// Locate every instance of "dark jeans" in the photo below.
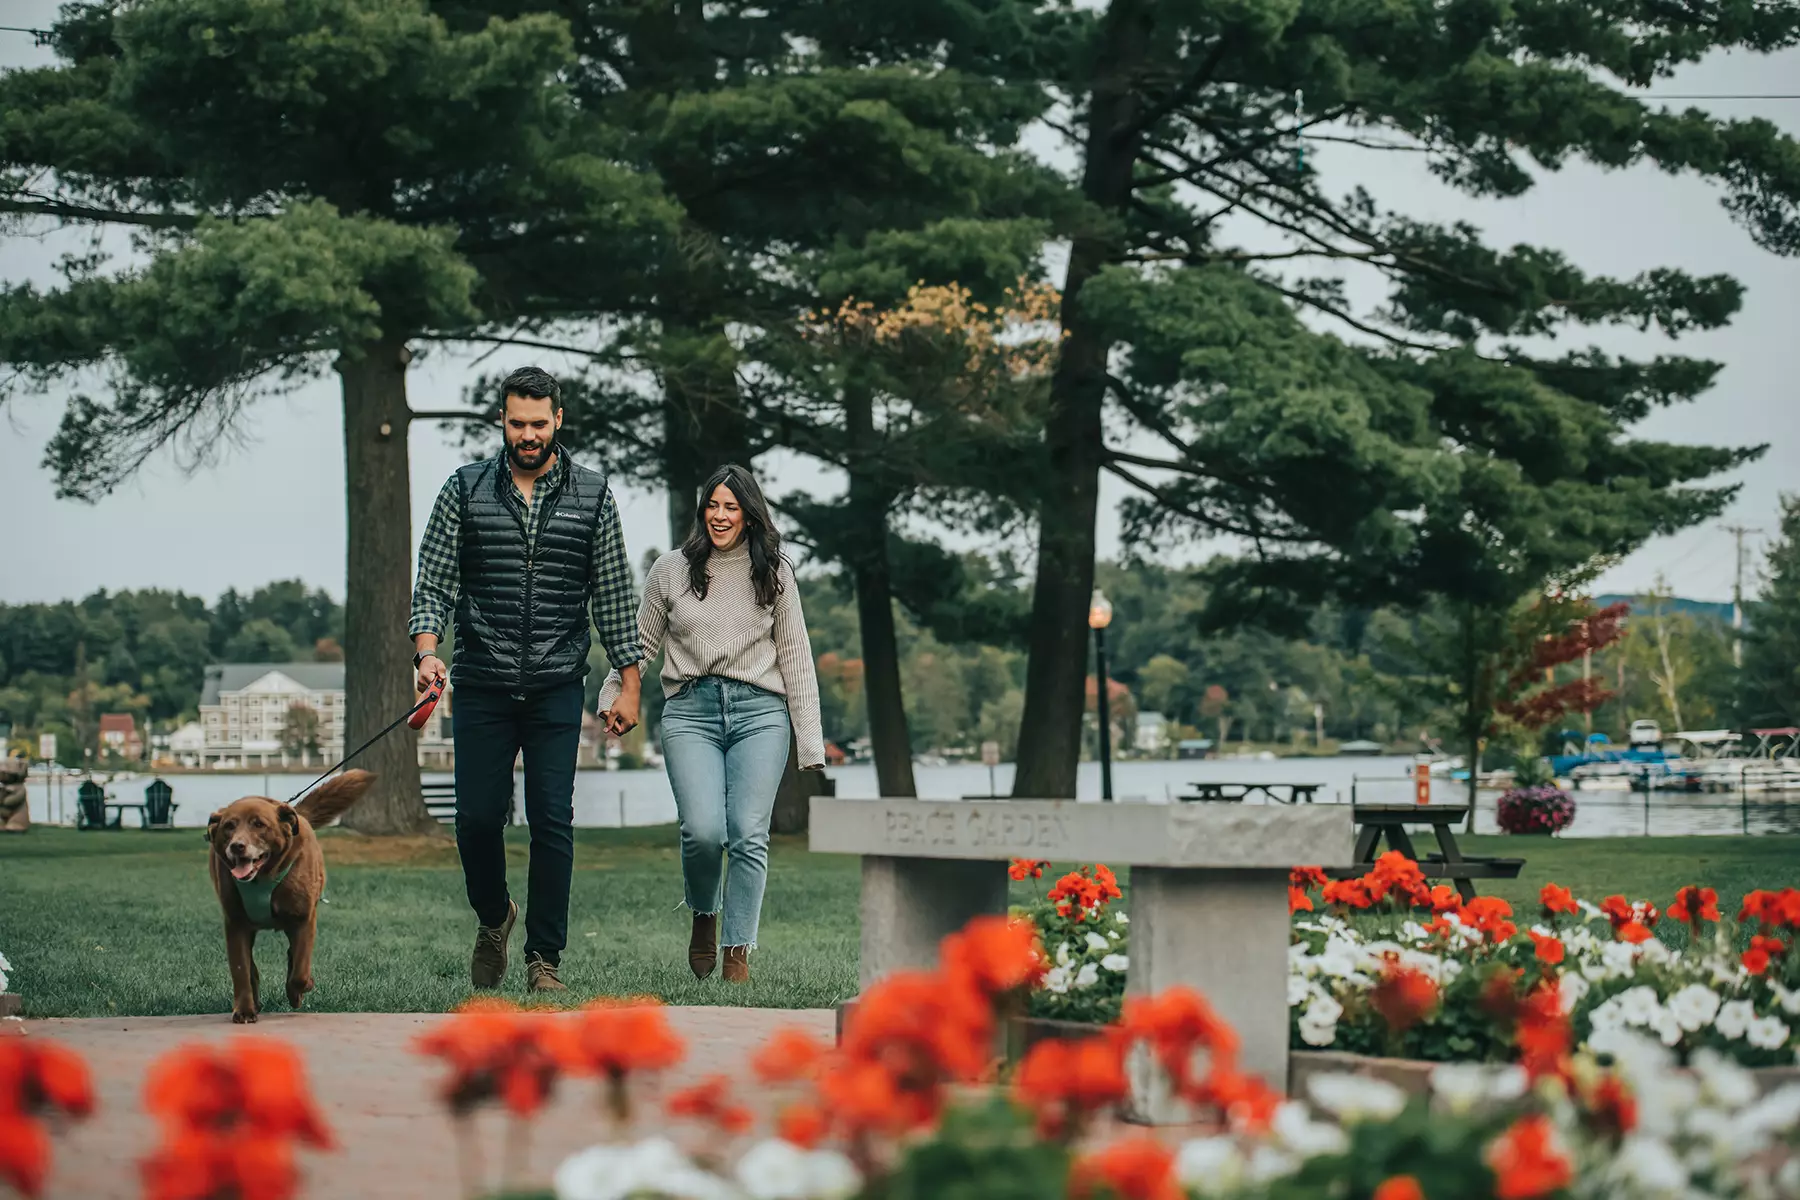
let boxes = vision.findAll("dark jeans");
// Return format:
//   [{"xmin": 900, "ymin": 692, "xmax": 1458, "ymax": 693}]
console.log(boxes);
[{"xmin": 452, "ymin": 680, "xmax": 582, "ymax": 965}]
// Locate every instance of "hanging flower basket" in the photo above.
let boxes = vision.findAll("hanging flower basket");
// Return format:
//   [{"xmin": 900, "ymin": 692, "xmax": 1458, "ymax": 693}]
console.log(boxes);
[{"xmin": 1495, "ymin": 784, "xmax": 1575, "ymax": 835}]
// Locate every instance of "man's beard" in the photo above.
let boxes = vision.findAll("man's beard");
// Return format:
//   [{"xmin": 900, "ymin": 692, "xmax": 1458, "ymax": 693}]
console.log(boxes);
[{"xmin": 507, "ymin": 438, "xmax": 553, "ymax": 471}]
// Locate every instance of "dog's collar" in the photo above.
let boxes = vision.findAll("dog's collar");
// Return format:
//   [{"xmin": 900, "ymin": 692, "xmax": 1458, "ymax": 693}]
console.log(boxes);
[{"xmin": 232, "ymin": 859, "xmax": 295, "ymax": 928}]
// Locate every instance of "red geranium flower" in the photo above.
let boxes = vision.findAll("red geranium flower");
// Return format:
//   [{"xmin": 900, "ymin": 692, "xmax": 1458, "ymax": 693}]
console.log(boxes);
[
  {"xmin": 1371, "ymin": 960, "xmax": 1440, "ymax": 1033},
  {"xmin": 1529, "ymin": 931, "xmax": 1565, "ymax": 966},
  {"xmin": 1487, "ymin": 1114, "xmax": 1572, "ymax": 1200},
  {"xmin": 1539, "ymin": 884, "xmax": 1578, "ymax": 917},
  {"xmin": 1743, "ymin": 934, "xmax": 1787, "ymax": 976},
  {"xmin": 1012, "ymin": 1034, "xmax": 1129, "ymax": 1139},
  {"xmin": 1070, "ymin": 1135, "xmax": 1182, "ymax": 1200},
  {"xmin": 1374, "ymin": 1178, "xmax": 1426, "ymax": 1200},
  {"xmin": 1668, "ymin": 886, "xmax": 1720, "ymax": 929},
  {"xmin": 665, "ymin": 1075, "xmax": 754, "ymax": 1134},
  {"xmin": 1009, "ymin": 858, "xmax": 1049, "ymax": 881},
  {"xmin": 0, "ymin": 1038, "xmax": 95, "ymax": 1198}
]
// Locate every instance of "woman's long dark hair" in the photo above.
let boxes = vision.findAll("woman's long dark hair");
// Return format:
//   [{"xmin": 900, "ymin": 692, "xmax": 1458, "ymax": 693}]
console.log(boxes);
[{"xmin": 681, "ymin": 464, "xmax": 787, "ymax": 607}]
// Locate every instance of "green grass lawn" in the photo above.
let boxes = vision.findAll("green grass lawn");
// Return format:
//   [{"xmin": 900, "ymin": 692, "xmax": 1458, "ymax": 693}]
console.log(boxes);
[{"xmin": 2, "ymin": 827, "xmax": 1796, "ymax": 1019}]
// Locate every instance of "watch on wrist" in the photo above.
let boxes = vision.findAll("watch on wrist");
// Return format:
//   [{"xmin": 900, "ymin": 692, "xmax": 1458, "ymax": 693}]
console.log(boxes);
[{"xmin": 413, "ymin": 650, "xmax": 433, "ymax": 668}]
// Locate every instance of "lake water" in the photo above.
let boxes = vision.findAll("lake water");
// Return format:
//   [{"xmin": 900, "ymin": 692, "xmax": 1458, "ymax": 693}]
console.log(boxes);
[{"xmin": 19, "ymin": 755, "xmax": 1800, "ymax": 838}]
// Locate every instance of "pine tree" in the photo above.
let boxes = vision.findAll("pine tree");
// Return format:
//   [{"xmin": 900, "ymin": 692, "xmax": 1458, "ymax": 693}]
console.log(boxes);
[
  {"xmin": 1002, "ymin": 0, "xmax": 1800, "ymax": 797},
  {"xmin": 0, "ymin": 0, "xmax": 678, "ymax": 831}
]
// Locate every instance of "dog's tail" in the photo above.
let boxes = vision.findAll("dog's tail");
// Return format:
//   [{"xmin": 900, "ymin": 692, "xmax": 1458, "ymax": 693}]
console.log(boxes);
[{"xmin": 295, "ymin": 769, "xmax": 376, "ymax": 828}]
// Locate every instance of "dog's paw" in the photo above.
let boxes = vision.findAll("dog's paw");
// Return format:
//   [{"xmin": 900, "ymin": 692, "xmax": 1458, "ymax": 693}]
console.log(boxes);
[
  {"xmin": 287, "ymin": 984, "xmax": 311, "ymax": 1010},
  {"xmin": 231, "ymin": 1009, "xmax": 259, "ymax": 1024}
]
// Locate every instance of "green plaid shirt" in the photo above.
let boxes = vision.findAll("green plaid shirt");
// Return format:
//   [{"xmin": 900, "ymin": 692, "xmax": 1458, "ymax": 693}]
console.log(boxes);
[{"xmin": 409, "ymin": 451, "xmax": 643, "ymax": 671}]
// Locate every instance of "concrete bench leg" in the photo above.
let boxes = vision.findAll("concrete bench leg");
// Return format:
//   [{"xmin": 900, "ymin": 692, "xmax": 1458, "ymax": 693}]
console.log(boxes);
[
  {"xmin": 859, "ymin": 856, "xmax": 1009, "ymax": 989},
  {"xmin": 1124, "ymin": 866, "xmax": 1290, "ymax": 1124}
]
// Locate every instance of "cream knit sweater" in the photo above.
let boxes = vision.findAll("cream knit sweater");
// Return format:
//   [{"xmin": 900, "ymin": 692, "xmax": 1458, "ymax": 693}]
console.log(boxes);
[{"xmin": 597, "ymin": 542, "xmax": 825, "ymax": 767}]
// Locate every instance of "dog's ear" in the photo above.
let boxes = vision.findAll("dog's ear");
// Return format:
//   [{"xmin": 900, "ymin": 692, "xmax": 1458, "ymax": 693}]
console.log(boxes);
[
  {"xmin": 205, "ymin": 810, "xmax": 222, "ymax": 845},
  {"xmin": 277, "ymin": 805, "xmax": 300, "ymax": 835}
]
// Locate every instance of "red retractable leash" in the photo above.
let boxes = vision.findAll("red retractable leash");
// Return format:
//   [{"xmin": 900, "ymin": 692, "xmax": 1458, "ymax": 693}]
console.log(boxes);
[{"xmin": 285, "ymin": 679, "xmax": 444, "ymax": 805}]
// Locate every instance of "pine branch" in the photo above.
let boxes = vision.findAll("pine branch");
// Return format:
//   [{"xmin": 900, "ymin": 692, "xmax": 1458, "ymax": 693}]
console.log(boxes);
[{"xmin": 0, "ymin": 196, "xmax": 199, "ymax": 230}]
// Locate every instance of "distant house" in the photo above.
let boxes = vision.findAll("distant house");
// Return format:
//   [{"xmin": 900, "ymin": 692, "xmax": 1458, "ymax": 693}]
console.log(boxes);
[
  {"xmin": 1135, "ymin": 712, "xmax": 1169, "ymax": 754},
  {"xmin": 165, "ymin": 721, "xmax": 206, "ymax": 768},
  {"xmin": 198, "ymin": 663, "xmax": 452, "ymax": 768},
  {"xmin": 98, "ymin": 713, "xmax": 143, "ymax": 760},
  {"xmin": 1176, "ymin": 738, "xmax": 1215, "ymax": 760}
]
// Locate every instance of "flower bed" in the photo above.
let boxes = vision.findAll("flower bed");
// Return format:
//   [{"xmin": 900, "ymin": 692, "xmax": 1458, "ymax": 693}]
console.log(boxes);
[
  {"xmin": 1011, "ymin": 856, "xmax": 1800, "ymax": 1077},
  {"xmin": 10, "ymin": 910, "xmax": 1800, "ymax": 1200},
  {"xmin": 1496, "ymin": 785, "xmax": 1576, "ymax": 835}
]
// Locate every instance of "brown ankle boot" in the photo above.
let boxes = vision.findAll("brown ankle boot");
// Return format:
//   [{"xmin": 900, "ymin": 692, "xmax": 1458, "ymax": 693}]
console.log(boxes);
[
  {"xmin": 688, "ymin": 913, "xmax": 719, "ymax": 979},
  {"xmin": 722, "ymin": 944, "xmax": 750, "ymax": 984}
]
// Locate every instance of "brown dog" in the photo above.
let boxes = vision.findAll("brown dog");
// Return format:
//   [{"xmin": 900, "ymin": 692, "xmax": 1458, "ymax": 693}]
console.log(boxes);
[{"xmin": 206, "ymin": 770, "xmax": 374, "ymax": 1023}]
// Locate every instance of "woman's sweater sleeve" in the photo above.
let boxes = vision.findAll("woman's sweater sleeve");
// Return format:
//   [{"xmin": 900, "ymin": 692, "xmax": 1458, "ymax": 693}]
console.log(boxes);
[
  {"xmin": 597, "ymin": 558, "xmax": 669, "ymax": 713},
  {"xmin": 773, "ymin": 562, "xmax": 826, "ymax": 767}
]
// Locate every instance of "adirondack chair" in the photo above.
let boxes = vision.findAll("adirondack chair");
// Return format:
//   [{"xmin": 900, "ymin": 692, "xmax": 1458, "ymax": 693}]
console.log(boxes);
[
  {"xmin": 76, "ymin": 780, "xmax": 121, "ymax": 830},
  {"xmin": 144, "ymin": 778, "xmax": 178, "ymax": 828}
]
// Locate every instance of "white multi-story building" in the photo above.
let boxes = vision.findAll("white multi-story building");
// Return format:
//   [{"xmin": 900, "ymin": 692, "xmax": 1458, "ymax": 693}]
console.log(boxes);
[{"xmin": 198, "ymin": 663, "xmax": 452, "ymax": 768}]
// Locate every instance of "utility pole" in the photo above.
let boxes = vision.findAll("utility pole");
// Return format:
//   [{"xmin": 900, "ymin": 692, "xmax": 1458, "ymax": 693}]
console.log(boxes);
[{"xmin": 1725, "ymin": 524, "xmax": 1759, "ymax": 668}]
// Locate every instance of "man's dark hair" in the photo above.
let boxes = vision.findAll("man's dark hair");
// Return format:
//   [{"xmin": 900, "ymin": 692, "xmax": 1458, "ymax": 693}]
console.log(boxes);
[{"xmin": 499, "ymin": 366, "xmax": 561, "ymax": 409}]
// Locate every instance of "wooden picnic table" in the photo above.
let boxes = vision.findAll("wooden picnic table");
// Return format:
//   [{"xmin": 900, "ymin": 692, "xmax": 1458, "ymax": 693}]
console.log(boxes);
[
  {"xmin": 1328, "ymin": 803, "xmax": 1524, "ymax": 902},
  {"xmin": 1179, "ymin": 782, "xmax": 1324, "ymax": 805}
]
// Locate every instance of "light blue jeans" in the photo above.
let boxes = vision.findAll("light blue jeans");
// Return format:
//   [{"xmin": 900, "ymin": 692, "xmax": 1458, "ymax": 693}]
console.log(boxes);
[{"xmin": 659, "ymin": 676, "xmax": 792, "ymax": 949}]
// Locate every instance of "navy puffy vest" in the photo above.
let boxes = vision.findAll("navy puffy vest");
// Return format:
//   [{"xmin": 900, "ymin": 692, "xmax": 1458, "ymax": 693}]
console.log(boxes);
[{"xmin": 451, "ymin": 449, "xmax": 606, "ymax": 692}]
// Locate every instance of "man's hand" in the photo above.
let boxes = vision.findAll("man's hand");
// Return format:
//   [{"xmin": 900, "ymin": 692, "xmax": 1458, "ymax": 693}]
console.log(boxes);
[
  {"xmin": 602, "ymin": 666, "xmax": 642, "ymax": 737},
  {"xmin": 416, "ymin": 656, "xmax": 447, "ymax": 693}
]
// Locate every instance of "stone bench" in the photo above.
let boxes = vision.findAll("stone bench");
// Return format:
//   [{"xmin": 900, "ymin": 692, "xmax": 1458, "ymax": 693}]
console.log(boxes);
[{"xmin": 809, "ymin": 797, "xmax": 1351, "ymax": 1122}]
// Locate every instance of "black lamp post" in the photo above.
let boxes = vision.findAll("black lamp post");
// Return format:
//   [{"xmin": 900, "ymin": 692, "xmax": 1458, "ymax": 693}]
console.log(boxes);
[{"xmin": 1090, "ymin": 588, "xmax": 1115, "ymax": 802}]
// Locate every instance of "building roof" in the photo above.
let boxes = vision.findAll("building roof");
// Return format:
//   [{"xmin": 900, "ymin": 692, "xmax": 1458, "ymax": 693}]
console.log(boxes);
[
  {"xmin": 98, "ymin": 713, "xmax": 137, "ymax": 735},
  {"xmin": 201, "ymin": 663, "xmax": 346, "ymax": 706}
]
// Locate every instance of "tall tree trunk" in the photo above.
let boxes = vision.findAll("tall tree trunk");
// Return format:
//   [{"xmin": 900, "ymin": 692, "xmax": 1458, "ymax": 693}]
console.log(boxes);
[
  {"xmin": 1012, "ymin": 0, "xmax": 1153, "ymax": 800},
  {"xmin": 337, "ymin": 340, "xmax": 436, "ymax": 835},
  {"xmin": 845, "ymin": 385, "xmax": 917, "ymax": 797}
]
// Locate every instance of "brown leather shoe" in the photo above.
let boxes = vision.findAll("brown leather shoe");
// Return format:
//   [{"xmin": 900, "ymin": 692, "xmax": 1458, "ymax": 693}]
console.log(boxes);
[
  {"xmin": 471, "ymin": 899, "xmax": 517, "ymax": 990},
  {"xmin": 722, "ymin": 944, "xmax": 750, "ymax": 984},
  {"xmin": 689, "ymin": 912, "xmax": 719, "ymax": 979},
  {"xmin": 526, "ymin": 954, "xmax": 567, "ymax": 994}
]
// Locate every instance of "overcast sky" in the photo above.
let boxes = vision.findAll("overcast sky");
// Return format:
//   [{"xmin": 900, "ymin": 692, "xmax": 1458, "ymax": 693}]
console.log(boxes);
[{"xmin": 2, "ymin": 4, "xmax": 1796, "ymax": 609}]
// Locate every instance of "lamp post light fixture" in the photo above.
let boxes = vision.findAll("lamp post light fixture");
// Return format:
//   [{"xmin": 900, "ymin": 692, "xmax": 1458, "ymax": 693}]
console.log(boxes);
[{"xmin": 1089, "ymin": 589, "xmax": 1115, "ymax": 802}]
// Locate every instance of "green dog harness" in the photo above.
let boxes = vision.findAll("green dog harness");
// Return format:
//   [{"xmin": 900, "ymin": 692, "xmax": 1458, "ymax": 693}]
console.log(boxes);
[{"xmin": 233, "ymin": 860, "xmax": 294, "ymax": 928}]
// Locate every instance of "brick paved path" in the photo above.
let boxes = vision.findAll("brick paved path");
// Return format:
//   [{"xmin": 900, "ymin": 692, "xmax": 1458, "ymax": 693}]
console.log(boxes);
[{"xmin": 14, "ymin": 1007, "xmax": 835, "ymax": 1200}]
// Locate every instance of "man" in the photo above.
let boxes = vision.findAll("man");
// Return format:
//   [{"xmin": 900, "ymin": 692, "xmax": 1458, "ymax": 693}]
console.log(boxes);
[{"xmin": 411, "ymin": 366, "xmax": 643, "ymax": 992}]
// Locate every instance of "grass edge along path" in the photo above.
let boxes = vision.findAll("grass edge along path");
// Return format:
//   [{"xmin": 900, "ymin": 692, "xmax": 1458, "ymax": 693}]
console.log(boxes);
[{"xmin": 2, "ymin": 826, "xmax": 1796, "ymax": 1019}]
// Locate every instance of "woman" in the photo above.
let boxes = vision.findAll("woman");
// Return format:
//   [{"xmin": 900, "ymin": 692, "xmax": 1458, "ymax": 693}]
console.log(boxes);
[{"xmin": 598, "ymin": 464, "xmax": 824, "ymax": 983}]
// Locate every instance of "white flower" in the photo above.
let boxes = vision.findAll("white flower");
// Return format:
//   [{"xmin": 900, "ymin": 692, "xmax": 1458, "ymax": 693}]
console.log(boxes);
[
  {"xmin": 1114, "ymin": 911, "xmax": 1129, "ymax": 925},
  {"xmin": 1690, "ymin": 1049, "xmax": 1759, "ymax": 1109},
  {"xmin": 1588, "ymin": 998, "xmax": 1625, "ymax": 1034},
  {"xmin": 1306, "ymin": 1074, "xmax": 1407, "ymax": 1123},
  {"xmin": 1602, "ymin": 941, "xmax": 1642, "ymax": 978},
  {"xmin": 1075, "ymin": 963, "xmax": 1100, "ymax": 989},
  {"xmin": 1715, "ymin": 1000, "xmax": 1755, "ymax": 1041},
  {"xmin": 1651, "ymin": 1008, "xmax": 1684, "ymax": 1048},
  {"xmin": 1045, "ymin": 966, "xmax": 1071, "ymax": 994},
  {"xmin": 1617, "ymin": 987, "xmax": 1661, "ymax": 1027},
  {"xmin": 1175, "ymin": 1138, "xmax": 1244, "ymax": 1196},
  {"xmin": 1297, "ymin": 1018, "xmax": 1337, "ymax": 1048},
  {"xmin": 1108, "ymin": 930, "xmax": 1121, "ymax": 941},
  {"xmin": 1270, "ymin": 1101, "xmax": 1348, "ymax": 1157},
  {"xmin": 736, "ymin": 1140, "xmax": 860, "ymax": 1200},
  {"xmin": 1245, "ymin": 1144, "xmax": 1300, "ymax": 1184},
  {"xmin": 1615, "ymin": 1135, "xmax": 1687, "ymax": 1192},
  {"xmin": 556, "ymin": 1139, "xmax": 739, "ymax": 1200},
  {"xmin": 1287, "ymin": 975, "xmax": 1310, "ymax": 1006},
  {"xmin": 1769, "ymin": 982, "xmax": 1800, "ymax": 1016},
  {"xmin": 1430, "ymin": 1063, "xmax": 1527, "ymax": 1113},
  {"xmin": 1085, "ymin": 931, "xmax": 1110, "ymax": 953},
  {"xmin": 1557, "ymin": 974, "xmax": 1589, "ymax": 1014},
  {"xmin": 1667, "ymin": 984, "xmax": 1722, "ymax": 1033},
  {"xmin": 1101, "ymin": 954, "xmax": 1129, "ymax": 973},
  {"xmin": 1747, "ymin": 1014, "xmax": 1791, "ymax": 1051},
  {"xmin": 1303, "ymin": 994, "xmax": 1343, "ymax": 1026},
  {"xmin": 1056, "ymin": 942, "xmax": 1074, "ymax": 968}
]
